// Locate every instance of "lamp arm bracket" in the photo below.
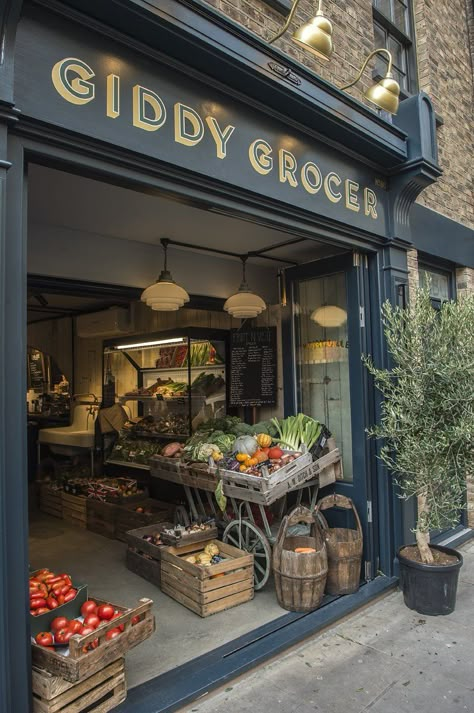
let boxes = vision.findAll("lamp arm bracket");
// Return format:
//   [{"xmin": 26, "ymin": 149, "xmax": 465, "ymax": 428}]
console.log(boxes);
[
  {"xmin": 267, "ymin": 0, "xmax": 323, "ymax": 45},
  {"xmin": 340, "ymin": 48, "xmax": 393, "ymax": 91}
]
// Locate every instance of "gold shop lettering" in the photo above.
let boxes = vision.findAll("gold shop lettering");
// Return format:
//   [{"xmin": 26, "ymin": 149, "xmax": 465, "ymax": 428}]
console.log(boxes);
[{"xmin": 51, "ymin": 57, "xmax": 378, "ymax": 219}]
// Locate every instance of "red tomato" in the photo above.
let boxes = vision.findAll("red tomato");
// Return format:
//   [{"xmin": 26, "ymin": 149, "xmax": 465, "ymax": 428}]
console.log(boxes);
[
  {"xmin": 68, "ymin": 620, "xmax": 83, "ymax": 634},
  {"xmin": 131, "ymin": 615, "xmax": 140, "ymax": 626},
  {"xmin": 83, "ymin": 614, "xmax": 100, "ymax": 630},
  {"xmin": 111, "ymin": 612, "xmax": 125, "ymax": 632},
  {"xmin": 57, "ymin": 594, "xmax": 65, "ymax": 605},
  {"xmin": 30, "ymin": 591, "xmax": 46, "ymax": 600},
  {"xmin": 35, "ymin": 632, "xmax": 54, "ymax": 647},
  {"xmin": 63, "ymin": 589, "xmax": 77, "ymax": 603},
  {"xmin": 54, "ymin": 628, "xmax": 73, "ymax": 645},
  {"xmin": 46, "ymin": 596, "xmax": 59, "ymax": 610},
  {"xmin": 35, "ymin": 607, "xmax": 50, "ymax": 615},
  {"xmin": 268, "ymin": 446, "xmax": 284, "ymax": 459},
  {"xmin": 105, "ymin": 627, "xmax": 121, "ymax": 641},
  {"xmin": 59, "ymin": 585, "xmax": 71, "ymax": 596},
  {"xmin": 51, "ymin": 616, "xmax": 69, "ymax": 632},
  {"xmin": 30, "ymin": 598, "xmax": 47, "ymax": 610},
  {"xmin": 58, "ymin": 574, "xmax": 72, "ymax": 586},
  {"xmin": 80, "ymin": 600, "xmax": 97, "ymax": 617},
  {"xmin": 97, "ymin": 604, "xmax": 114, "ymax": 621},
  {"xmin": 79, "ymin": 626, "xmax": 95, "ymax": 636}
]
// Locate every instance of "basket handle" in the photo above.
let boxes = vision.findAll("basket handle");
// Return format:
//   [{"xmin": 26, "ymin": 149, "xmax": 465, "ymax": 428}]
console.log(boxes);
[
  {"xmin": 273, "ymin": 506, "xmax": 315, "ymax": 561},
  {"xmin": 315, "ymin": 495, "xmax": 363, "ymax": 538}
]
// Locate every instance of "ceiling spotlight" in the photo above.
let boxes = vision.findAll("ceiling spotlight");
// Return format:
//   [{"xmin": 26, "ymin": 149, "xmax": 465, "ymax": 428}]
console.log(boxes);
[
  {"xmin": 224, "ymin": 257, "xmax": 267, "ymax": 319},
  {"xmin": 340, "ymin": 48, "xmax": 400, "ymax": 115},
  {"xmin": 141, "ymin": 239, "xmax": 190, "ymax": 312},
  {"xmin": 267, "ymin": 0, "xmax": 333, "ymax": 62}
]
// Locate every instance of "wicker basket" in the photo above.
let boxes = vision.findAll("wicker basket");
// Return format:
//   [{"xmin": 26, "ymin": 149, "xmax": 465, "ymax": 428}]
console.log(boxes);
[
  {"xmin": 273, "ymin": 506, "xmax": 328, "ymax": 612},
  {"xmin": 315, "ymin": 494, "xmax": 363, "ymax": 595}
]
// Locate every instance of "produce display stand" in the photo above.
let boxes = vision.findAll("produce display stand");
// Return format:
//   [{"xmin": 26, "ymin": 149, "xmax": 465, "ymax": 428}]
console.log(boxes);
[
  {"xmin": 31, "ymin": 597, "xmax": 154, "ymax": 683},
  {"xmin": 32, "ymin": 657, "xmax": 126, "ymax": 713},
  {"xmin": 221, "ymin": 438, "xmax": 343, "ymax": 591},
  {"xmin": 150, "ymin": 458, "xmax": 220, "ymax": 521},
  {"xmin": 160, "ymin": 540, "xmax": 254, "ymax": 617}
]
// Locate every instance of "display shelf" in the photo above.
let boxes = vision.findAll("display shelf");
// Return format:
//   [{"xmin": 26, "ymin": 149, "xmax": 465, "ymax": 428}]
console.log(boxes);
[
  {"xmin": 106, "ymin": 459, "xmax": 151, "ymax": 471},
  {"xmin": 139, "ymin": 364, "xmax": 225, "ymax": 373},
  {"xmin": 126, "ymin": 431, "xmax": 188, "ymax": 440}
]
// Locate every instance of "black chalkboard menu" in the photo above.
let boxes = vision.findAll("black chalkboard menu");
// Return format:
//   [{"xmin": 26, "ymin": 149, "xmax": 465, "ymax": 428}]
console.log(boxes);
[
  {"xmin": 230, "ymin": 327, "xmax": 277, "ymax": 407},
  {"xmin": 28, "ymin": 351, "xmax": 44, "ymax": 389}
]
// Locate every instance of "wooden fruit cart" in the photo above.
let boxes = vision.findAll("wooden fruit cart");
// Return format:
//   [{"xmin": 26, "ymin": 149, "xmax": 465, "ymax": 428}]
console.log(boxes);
[{"xmin": 151, "ymin": 439, "xmax": 343, "ymax": 592}]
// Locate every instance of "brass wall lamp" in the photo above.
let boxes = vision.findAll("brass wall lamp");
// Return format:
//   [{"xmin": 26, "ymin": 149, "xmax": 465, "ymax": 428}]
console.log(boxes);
[
  {"xmin": 341, "ymin": 48, "xmax": 400, "ymax": 115},
  {"xmin": 268, "ymin": 0, "xmax": 333, "ymax": 62}
]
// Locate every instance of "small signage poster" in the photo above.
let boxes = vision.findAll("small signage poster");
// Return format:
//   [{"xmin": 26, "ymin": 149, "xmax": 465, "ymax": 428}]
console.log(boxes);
[{"xmin": 229, "ymin": 327, "xmax": 277, "ymax": 407}]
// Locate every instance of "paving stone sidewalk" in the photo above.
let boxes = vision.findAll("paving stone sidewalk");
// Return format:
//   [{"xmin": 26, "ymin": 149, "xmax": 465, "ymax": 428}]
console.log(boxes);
[{"xmin": 183, "ymin": 540, "xmax": 474, "ymax": 713}]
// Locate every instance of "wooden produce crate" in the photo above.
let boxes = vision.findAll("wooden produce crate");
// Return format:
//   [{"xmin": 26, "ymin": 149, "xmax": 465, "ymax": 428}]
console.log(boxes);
[
  {"xmin": 161, "ymin": 540, "xmax": 254, "ymax": 617},
  {"xmin": 31, "ymin": 597, "xmax": 155, "ymax": 683},
  {"xmin": 39, "ymin": 484, "xmax": 63, "ymax": 519},
  {"xmin": 32, "ymin": 658, "xmax": 126, "ymax": 713},
  {"xmin": 86, "ymin": 498, "xmax": 119, "ymax": 540},
  {"xmin": 220, "ymin": 447, "xmax": 342, "ymax": 506},
  {"xmin": 181, "ymin": 463, "xmax": 219, "ymax": 492},
  {"xmin": 124, "ymin": 522, "xmax": 173, "ymax": 587},
  {"xmin": 126, "ymin": 549, "xmax": 162, "ymax": 587},
  {"xmin": 115, "ymin": 499, "xmax": 174, "ymax": 543},
  {"xmin": 149, "ymin": 456, "xmax": 184, "ymax": 485},
  {"xmin": 61, "ymin": 492, "xmax": 87, "ymax": 528}
]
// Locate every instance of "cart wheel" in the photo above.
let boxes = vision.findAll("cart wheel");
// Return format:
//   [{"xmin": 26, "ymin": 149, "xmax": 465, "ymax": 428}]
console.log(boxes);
[{"xmin": 222, "ymin": 519, "xmax": 272, "ymax": 591}]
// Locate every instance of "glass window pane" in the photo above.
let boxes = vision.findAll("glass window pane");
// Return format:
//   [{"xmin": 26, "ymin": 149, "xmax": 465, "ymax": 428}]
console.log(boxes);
[
  {"xmin": 419, "ymin": 269, "xmax": 450, "ymax": 302},
  {"xmin": 374, "ymin": 0, "xmax": 392, "ymax": 21},
  {"xmin": 393, "ymin": 0, "xmax": 409, "ymax": 34},
  {"xmin": 373, "ymin": 22, "xmax": 386, "ymax": 49},
  {"xmin": 294, "ymin": 273, "xmax": 353, "ymax": 482},
  {"xmin": 388, "ymin": 36, "xmax": 405, "ymax": 71}
]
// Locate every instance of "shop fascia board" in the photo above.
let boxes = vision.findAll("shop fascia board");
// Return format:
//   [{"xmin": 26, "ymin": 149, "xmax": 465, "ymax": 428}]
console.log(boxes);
[{"xmin": 52, "ymin": 0, "xmax": 408, "ymax": 171}]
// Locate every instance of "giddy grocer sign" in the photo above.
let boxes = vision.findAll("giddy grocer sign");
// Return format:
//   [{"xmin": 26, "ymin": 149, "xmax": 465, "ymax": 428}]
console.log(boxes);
[{"xmin": 15, "ymin": 11, "xmax": 387, "ymax": 234}]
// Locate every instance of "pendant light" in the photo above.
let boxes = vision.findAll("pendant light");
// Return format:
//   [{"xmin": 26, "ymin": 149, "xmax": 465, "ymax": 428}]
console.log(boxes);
[
  {"xmin": 267, "ymin": 0, "xmax": 333, "ymax": 62},
  {"xmin": 141, "ymin": 238, "xmax": 190, "ymax": 311},
  {"xmin": 340, "ymin": 49, "xmax": 400, "ymax": 115},
  {"xmin": 224, "ymin": 257, "xmax": 267, "ymax": 319},
  {"xmin": 311, "ymin": 305, "xmax": 347, "ymax": 327}
]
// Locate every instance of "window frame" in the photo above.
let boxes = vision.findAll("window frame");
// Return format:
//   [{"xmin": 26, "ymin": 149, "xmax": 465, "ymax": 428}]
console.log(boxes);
[
  {"xmin": 372, "ymin": 2, "xmax": 418, "ymax": 98},
  {"xmin": 418, "ymin": 259, "xmax": 456, "ymax": 310}
]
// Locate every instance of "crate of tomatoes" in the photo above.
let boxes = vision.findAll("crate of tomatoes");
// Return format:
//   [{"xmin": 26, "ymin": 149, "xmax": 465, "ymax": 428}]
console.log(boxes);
[
  {"xmin": 29, "ymin": 569, "xmax": 88, "ymax": 637},
  {"xmin": 31, "ymin": 594, "xmax": 155, "ymax": 682}
]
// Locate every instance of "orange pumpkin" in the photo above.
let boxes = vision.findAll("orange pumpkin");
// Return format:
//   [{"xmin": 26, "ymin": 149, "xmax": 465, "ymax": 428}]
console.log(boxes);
[{"xmin": 254, "ymin": 450, "xmax": 268, "ymax": 463}]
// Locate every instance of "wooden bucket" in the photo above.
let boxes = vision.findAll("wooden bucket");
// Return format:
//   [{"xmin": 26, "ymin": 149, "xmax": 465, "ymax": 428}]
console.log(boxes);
[
  {"xmin": 316, "ymin": 494, "xmax": 363, "ymax": 595},
  {"xmin": 272, "ymin": 506, "xmax": 328, "ymax": 612}
]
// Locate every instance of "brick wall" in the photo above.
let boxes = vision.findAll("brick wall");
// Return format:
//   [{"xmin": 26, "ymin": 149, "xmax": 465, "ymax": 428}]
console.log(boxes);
[{"xmin": 203, "ymin": 0, "xmax": 474, "ymax": 229}]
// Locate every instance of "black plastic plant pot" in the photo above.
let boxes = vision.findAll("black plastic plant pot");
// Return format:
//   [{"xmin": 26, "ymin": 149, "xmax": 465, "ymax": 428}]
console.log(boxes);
[{"xmin": 397, "ymin": 544, "xmax": 463, "ymax": 616}]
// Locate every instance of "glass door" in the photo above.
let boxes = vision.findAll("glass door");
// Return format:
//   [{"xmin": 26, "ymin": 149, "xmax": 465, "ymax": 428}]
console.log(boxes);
[{"xmin": 283, "ymin": 252, "xmax": 376, "ymax": 579}]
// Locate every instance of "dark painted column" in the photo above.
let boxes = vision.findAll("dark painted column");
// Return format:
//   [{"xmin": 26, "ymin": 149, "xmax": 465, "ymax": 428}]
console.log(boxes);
[{"xmin": 0, "ymin": 2, "xmax": 30, "ymax": 712}]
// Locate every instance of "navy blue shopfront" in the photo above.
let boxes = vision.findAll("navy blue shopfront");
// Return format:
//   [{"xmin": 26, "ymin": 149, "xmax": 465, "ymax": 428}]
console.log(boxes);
[{"xmin": 1, "ymin": 1, "xmax": 471, "ymax": 712}]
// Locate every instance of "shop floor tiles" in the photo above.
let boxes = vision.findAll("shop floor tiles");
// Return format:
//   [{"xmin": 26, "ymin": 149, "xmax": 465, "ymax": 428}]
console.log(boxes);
[{"xmin": 29, "ymin": 513, "xmax": 286, "ymax": 688}]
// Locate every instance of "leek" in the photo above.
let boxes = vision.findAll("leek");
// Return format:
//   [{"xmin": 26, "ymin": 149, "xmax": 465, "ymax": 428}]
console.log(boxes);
[{"xmin": 270, "ymin": 414, "xmax": 323, "ymax": 451}]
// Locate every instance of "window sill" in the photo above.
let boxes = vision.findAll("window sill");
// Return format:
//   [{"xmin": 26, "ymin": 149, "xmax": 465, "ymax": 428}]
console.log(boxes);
[{"xmin": 263, "ymin": 0, "xmax": 292, "ymax": 14}]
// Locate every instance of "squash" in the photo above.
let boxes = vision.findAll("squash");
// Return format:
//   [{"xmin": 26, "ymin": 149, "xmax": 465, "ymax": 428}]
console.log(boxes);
[
  {"xmin": 233, "ymin": 436, "xmax": 258, "ymax": 457},
  {"xmin": 256, "ymin": 433, "xmax": 272, "ymax": 448},
  {"xmin": 239, "ymin": 464, "xmax": 248, "ymax": 472},
  {"xmin": 205, "ymin": 543, "xmax": 220, "ymax": 557},
  {"xmin": 294, "ymin": 547, "xmax": 316, "ymax": 554},
  {"xmin": 196, "ymin": 552, "xmax": 212, "ymax": 565},
  {"xmin": 236, "ymin": 453, "xmax": 250, "ymax": 463},
  {"xmin": 254, "ymin": 450, "xmax": 268, "ymax": 464},
  {"xmin": 246, "ymin": 457, "xmax": 258, "ymax": 467}
]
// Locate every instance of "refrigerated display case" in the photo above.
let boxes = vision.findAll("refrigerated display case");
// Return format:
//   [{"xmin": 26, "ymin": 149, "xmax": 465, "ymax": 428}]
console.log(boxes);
[{"xmin": 103, "ymin": 329, "xmax": 228, "ymax": 469}]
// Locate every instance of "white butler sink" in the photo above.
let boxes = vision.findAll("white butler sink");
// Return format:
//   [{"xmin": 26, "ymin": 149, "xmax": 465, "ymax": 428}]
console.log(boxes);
[{"xmin": 38, "ymin": 404, "xmax": 96, "ymax": 456}]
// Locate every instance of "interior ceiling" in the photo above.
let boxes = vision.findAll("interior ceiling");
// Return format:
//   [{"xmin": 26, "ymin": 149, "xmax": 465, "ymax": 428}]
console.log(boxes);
[
  {"xmin": 27, "ymin": 164, "xmax": 343, "ymax": 321},
  {"xmin": 27, "ymin": 292, "xmax": 131, "ymax": 324}
]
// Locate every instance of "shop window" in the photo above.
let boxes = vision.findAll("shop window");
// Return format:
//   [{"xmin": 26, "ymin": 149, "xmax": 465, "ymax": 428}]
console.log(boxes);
[
  {"xmin": 373, "ymin": 0, "xmax": 417, "ymax": 96},
  {"xmin": 294, "ymin": 273, "xmax": 353, "ymax": 481},
  {"xmin": 419, "ymin": 265, "xmax": 452, "ymax": 309}
]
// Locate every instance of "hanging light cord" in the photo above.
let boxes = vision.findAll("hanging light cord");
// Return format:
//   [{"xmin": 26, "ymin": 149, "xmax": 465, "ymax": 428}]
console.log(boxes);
[
  {"xmin": 340, "ymin": 48, "xmax": 393, "ymax": 90},
  {"xmin": 161, "ymin": 238, "xmax": 170, "ymax": 271},
  {"xmin": 241, "ymin": 256, "xmax": 247, "ymax": 283}
]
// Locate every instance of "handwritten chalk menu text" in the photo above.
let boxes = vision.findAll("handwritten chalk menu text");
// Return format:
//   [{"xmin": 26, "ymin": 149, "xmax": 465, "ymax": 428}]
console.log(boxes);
[{"xmin": 230, "ymin": 327, "xmax": 277, "ymax": 407}]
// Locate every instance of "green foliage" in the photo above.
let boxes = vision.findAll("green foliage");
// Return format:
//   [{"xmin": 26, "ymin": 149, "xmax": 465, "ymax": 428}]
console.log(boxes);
[{"xmin": 364, "ymin": 285, "xmax": 474, "ymax": 533}]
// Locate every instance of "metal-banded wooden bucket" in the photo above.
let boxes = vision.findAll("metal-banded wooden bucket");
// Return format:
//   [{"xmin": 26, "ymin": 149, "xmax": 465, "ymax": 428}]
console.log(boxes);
[
  {"xmin": 316, "ymin": 495, "xmax": 363, "ymax": 595},
  {"xmin": 272, "ymin": 506, "xmax": 328, "ymax": 612}
]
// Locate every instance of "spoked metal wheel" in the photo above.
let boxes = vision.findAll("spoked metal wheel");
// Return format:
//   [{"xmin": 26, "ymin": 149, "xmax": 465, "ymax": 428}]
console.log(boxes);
[{"xmin": 222, "ymin": 519, "xmax": 272, "ymax": 591}]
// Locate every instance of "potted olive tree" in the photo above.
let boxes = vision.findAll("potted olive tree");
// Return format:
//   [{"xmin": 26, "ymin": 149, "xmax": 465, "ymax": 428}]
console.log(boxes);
[{"xmin": 364, "ymin": 283, "xmax": 474, "ymax": 615}]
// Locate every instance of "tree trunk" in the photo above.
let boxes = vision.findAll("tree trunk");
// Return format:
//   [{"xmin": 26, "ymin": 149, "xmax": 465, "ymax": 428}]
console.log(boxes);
[{"xmin": 416, "ymin": 493, "xmax": 434, "ymax": 563}]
